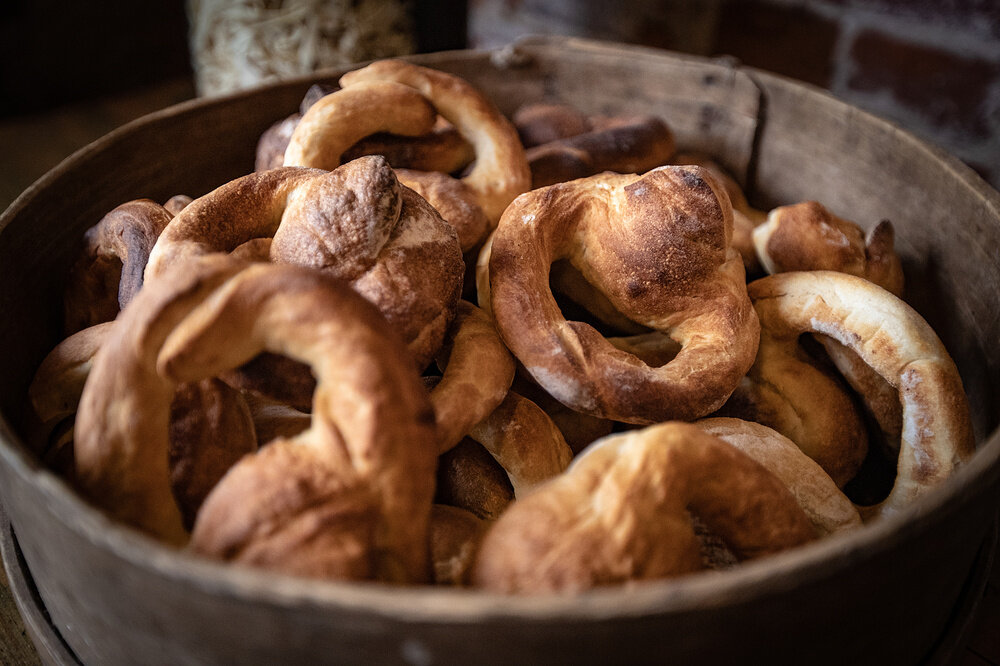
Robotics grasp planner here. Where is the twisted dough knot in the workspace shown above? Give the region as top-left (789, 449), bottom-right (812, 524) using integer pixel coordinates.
top-left (469, 421), bottom-right (815, 594)
top-left (146, 156), bottom-right (464, 369)
top-left (748, 271), bottom-right (974, 518)
top-left (63, 199), bottom-right (174, 335)
top-left (488, 165), bottom-right (759, 424)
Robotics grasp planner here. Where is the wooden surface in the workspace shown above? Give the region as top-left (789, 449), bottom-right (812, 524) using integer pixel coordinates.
top-left (0, 65), bottom-right (997, 664)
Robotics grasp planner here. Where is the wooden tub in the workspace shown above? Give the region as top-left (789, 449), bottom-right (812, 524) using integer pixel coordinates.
top-left (0, 36), bottom-right (997, 665)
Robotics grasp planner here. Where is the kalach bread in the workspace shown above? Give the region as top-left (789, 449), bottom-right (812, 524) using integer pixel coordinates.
top-left (488, 165), bottom-right (758, 424)
top-left (469, 422), bottom-right (816, 594)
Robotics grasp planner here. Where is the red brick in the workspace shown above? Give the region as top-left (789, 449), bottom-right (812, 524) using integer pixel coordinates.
top-left (712, 2), bottom-right (839, 88)
top-left (847, 29), bottom-right (1000, 138)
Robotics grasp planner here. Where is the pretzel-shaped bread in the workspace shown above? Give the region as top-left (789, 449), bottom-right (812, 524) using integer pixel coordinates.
top-left (467, 390), bottom-right (573, 496)
top-left (752, 200), bottom-right (906, 453)
top-left (282, 81), bottom-right (438, 169)
top-left (469, 421), bottom-right (815, 593)
top-left (716, 314), bottom-right (871, 487)
top-left (488, 165), bottom-right (759, 424)
top-left (748, 271), bottom-right (974, 517)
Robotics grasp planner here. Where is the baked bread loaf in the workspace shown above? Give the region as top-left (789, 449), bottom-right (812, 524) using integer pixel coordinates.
top-left (160, 262), bottom-right (438, 582)
top-left (748, 271), bottom-right (974, 518)
top-left (339, 59), bottom-right (531, 227)
top-left (488, 165), bottom-right (758, 424)
top-left (64, 199), bottom-right (174, 334)
top-left (146, 157), bottom-right (464, 370)
top-left (470, 422), bottom-right (815, 593)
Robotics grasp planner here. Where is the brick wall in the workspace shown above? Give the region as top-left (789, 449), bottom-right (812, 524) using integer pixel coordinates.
top-left (468, 0), bottom-right (1000, 191)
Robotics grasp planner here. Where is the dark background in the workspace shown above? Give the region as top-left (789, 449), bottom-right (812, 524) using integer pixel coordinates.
top-left (2, 0), bottom-right (997, 190)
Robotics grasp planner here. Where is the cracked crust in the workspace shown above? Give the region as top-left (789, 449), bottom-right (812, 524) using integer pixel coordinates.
top-left (488, 165), bottom-right (759, 424)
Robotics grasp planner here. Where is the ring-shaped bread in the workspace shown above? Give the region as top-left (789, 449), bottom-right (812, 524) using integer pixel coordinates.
top-left (74, 255), bottom-right (251, 544)
top-left (282, 80), bottom-right (437, 169)
top-left (696, 417), bottom-right (862, 535)
top-left (338, 59), bottom-right (531, 226)
top-left (467, 390), bottom-right (573, 496)
top-left (487, 165), bottom-right (759, 424)
top-left (748, 271), bottom-right (974, 518)
top-left (752, 200), bottom-right (906, 454)
top-left (145, 157), bottom-right (464, 369)
top-left (160, 262), bottom-right (438, 583)
top-left (29, 320), bottom-right (257, 526)
top-left (469, 421), bottom-right (815, 594)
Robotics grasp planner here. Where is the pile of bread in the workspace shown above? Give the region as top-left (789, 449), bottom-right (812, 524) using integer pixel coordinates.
top-left (25, 59), bottom-right (974, 594)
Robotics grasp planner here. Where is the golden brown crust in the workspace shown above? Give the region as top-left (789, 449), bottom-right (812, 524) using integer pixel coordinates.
top-left (64, 199), bottom-right (174, 334)
top-left (429, 301), bottom-right (516, 453)
top-left (343, 117), bottom-right (475, 175)
top-left (429, 504), bottom-right (487, 586)
top-left (696, 417), bottom-right (862, 534)
top-left (435, 437), bottom-right (514, 521)
top-left (468, 390), bottom-right (573, 495)
top-left (168, 378), bottom-right (257, 530)
top-left (283, 81), bottom-right (437, 169)
top-left (342, 183), bottom-right (464, 369)
top-left (395, 168), bottom-right (489, 252)
top-left (145, 166), bottom-right (325, 279)
top-left (488, 166), bottom-right (759, 424)
top-left (340, 59), bottom-right (531, 226)
top-left (470, 422), bottom-right (815, 594)
top-left (148, 158), bottom-right (464, 370)
top-left (75, 255), bottom-right (250, 544)
top-left (748, 271), bottom-right (975, 518)
top-left (156, 263), bottom-right (438, 582)
top-left (752, 201), bottom-right (904, 296)
top-left (715, 326), bottom-right (871, 488)
top-left (510, 375), bottom-right (616, 456)
top-left (671, 152), bottom-right (767, 276)
top-left (525, 114), bottom-right (676, 189)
